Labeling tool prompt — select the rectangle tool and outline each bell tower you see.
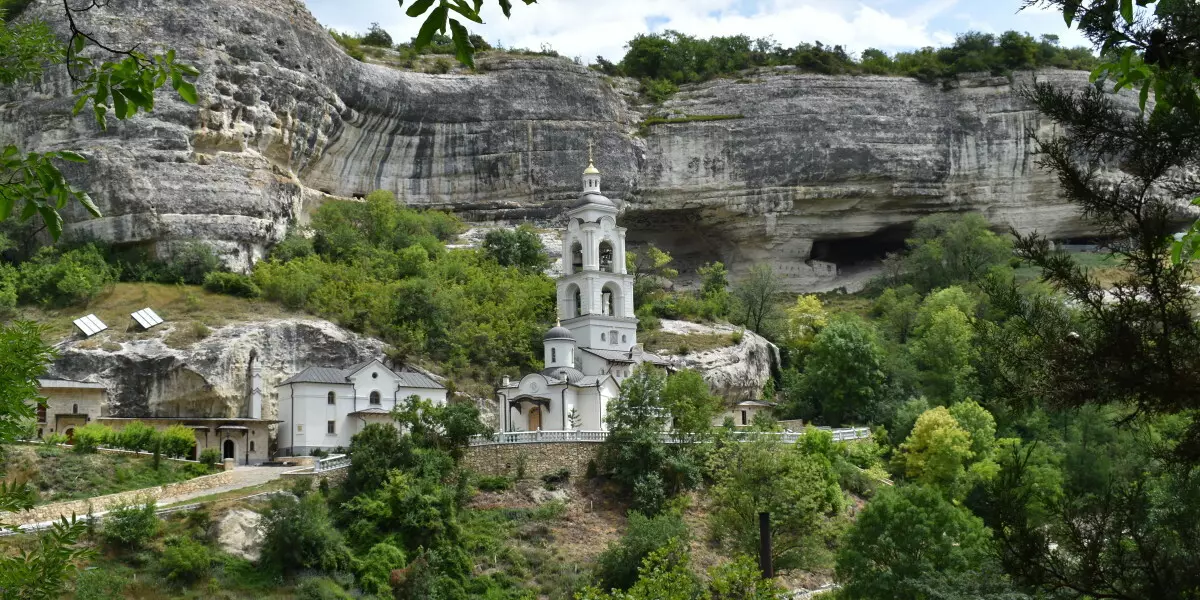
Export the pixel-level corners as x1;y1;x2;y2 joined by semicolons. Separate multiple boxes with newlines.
556;145;638;358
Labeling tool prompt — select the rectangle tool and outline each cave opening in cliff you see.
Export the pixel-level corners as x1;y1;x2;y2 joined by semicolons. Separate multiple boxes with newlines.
810;223;913;266
621;209;730;289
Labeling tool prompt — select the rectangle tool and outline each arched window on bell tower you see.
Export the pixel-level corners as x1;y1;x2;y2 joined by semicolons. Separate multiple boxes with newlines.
601;282;620;317
599;240;614;273
570;241;583;274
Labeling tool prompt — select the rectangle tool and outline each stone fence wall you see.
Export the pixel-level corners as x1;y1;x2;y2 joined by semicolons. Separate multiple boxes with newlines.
6;469;236;526
462;442;601;480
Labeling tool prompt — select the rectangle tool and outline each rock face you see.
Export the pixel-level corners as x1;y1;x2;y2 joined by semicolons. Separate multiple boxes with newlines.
48;318;386;419
215;508;264;562
658;320;778;401
1;0;1120;288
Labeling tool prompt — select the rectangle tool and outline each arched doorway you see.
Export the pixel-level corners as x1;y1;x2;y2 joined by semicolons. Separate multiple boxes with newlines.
223;439;236;461
528;406;542;431
64;428;75;444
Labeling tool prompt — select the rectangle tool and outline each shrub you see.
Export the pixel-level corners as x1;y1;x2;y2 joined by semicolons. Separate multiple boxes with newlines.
72;423;114;453
102;499;160;550
642;78;678;103
162;242;221;285
198;448;222;468
117;421;157;452
158;535;213;584
0;264;17;318
73;566;133;600
42;432;68;446
260;493;352;574
160;424;198;458
295;576;353;600
541;468;570;489
595;511;690;592
476;475;513;492
18;245;116;306
431;57;452;74
356;542;407;596
202;271;261;298
361;22;393;47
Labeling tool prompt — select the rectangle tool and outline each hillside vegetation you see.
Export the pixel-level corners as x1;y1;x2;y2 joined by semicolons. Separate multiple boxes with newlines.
1;444;205;505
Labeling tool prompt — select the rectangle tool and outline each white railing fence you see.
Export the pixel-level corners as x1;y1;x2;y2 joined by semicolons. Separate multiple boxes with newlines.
468;427;871;447
313;454;351;473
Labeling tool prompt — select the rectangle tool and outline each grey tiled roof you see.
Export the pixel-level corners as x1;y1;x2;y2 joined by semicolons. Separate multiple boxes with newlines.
574;375;608;387
580;347;671;366
37;378;107;390
396;371;445;389
279;366;352;385
344;360;377;376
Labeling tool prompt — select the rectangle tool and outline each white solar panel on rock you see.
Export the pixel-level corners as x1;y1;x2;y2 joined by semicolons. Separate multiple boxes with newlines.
131;308;164;330
73;314;108;337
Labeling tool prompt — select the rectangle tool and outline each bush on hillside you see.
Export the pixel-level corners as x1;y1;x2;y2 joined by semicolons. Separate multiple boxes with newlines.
72;423;114;453
594;511;690;592
73;565;134;600
102;499;159;550
260;492;352;574
356;542;407;596
361;22;393;47
198;448;221;468
202;271;261;298
116;421;157;453
161;242;222;285
157;535;213;584
0;264;17;317
160;424;198;459
17;244;116;306
295;576;354;600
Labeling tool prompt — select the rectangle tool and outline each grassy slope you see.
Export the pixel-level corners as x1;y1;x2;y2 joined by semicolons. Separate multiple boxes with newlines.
17;282;297;346
2;444;205;505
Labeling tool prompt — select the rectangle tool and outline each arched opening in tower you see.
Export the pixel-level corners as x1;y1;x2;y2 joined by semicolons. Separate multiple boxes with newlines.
570;242;583;274
601;283;621;317
598;240;614;273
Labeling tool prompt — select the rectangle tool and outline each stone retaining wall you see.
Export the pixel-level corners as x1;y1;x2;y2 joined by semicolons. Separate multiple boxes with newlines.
462;442;601;480
7;469;237;526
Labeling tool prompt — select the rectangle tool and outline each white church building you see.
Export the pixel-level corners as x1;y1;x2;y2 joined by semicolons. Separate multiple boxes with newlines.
277;359;447;455
498;153;669;432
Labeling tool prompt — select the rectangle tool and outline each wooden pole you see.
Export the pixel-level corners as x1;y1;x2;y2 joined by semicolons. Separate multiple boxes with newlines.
759;511;773;578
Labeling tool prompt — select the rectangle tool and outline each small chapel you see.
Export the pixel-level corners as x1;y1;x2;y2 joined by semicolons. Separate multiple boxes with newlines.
498;150;669;432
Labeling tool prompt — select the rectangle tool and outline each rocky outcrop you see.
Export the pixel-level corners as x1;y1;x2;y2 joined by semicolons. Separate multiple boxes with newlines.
1;0;1133;288
215;509;265;562
658;320;778;401
47;318;386;419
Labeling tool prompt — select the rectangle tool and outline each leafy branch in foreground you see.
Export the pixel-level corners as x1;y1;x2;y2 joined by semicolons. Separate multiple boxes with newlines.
398;0;536;66
0;1;199;239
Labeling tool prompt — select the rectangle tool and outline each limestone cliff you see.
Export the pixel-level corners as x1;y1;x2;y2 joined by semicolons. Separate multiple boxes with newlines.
47;318;387;420
2;0;1121;288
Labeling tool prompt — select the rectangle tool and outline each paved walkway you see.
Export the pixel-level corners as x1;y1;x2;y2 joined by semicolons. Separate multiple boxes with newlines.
158;465;292;506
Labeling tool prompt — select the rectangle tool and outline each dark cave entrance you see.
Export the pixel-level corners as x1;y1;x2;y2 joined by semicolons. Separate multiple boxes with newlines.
809;223;913;266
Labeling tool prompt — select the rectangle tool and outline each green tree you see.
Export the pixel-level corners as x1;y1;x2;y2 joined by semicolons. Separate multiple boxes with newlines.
897;214;1012;292
896;407;973;492
356;542;407;596
627;244;678;309
947;399;997;459
697;261;731;318
580;540;700;600
870;285;920;343
732;264;783;336
791;316;889;426
908;305;976;405
481;224;548;272
782;294;827;357
361;22;393;47
708;435;843;571
260;493;351;574
660;369;722;439
594;511;690;592
836;485;999;600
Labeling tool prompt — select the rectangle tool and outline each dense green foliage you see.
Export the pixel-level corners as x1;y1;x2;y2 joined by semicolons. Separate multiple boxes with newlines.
594;511;689;592
101;499;159;551
482;224;549;272
253;191;555;379
593;29;1096;101
260;493;352;574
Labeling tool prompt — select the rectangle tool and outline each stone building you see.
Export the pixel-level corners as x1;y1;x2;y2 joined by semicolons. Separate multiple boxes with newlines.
714;400;776;428
98;417;276;465
35;378;107;441
498;153;668;433
276;359;447;456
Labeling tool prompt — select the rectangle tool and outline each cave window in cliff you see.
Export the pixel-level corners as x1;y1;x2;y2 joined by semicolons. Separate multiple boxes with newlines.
809;223;913;267
599;241;614;273
370;391;381;405
571;242;584;274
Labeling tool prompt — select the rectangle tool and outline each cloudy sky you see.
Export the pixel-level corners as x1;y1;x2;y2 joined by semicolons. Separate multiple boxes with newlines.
303;0;1093;63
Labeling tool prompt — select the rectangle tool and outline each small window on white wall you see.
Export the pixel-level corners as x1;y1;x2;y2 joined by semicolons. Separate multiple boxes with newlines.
601;333;606;341
551;348;557;363
370;391;381;405
610;330;619;345
327;392;336;405
327;420;335;435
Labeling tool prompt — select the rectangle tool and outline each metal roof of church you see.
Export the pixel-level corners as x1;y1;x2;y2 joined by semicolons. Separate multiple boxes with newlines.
280;365;445;389
579;347;671;366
